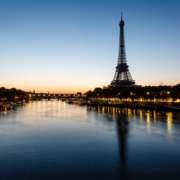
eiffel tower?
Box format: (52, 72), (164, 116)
(111, 16), (135, 87)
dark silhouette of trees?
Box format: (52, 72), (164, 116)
(85, 84), (180, 100)
(0, 87), (27, 102)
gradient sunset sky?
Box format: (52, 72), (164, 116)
(0, 0), (180, 93)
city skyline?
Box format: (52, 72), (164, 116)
(0, 0), (180, 93)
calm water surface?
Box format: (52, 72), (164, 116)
(0, 101), (180, 180)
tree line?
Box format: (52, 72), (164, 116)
(85, 84), (180, 99)
(0, 87), (27, 101)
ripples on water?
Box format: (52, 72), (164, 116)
(0, 101), (180, 180)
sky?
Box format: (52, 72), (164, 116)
(0, 0), (180, 93)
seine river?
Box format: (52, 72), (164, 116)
(0, 100), (180, 180)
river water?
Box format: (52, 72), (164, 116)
(0, 100), (180, 180)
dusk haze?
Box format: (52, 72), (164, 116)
(0, 0), (179, 93)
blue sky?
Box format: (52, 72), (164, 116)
(0, 0), (179, 93)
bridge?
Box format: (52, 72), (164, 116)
(28, 93), (82, 101)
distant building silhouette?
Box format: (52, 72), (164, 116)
(111, 16), (135, 87)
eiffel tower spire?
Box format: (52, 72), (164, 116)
(111, 16), (135, 87)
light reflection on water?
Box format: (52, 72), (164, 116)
(0, 101), (180, 180)
(90, 106), (179, 135)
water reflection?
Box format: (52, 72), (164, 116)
(88, 106), (180, 135)
(166, 112), (173, 133)
(87, 106), (180, 179)
(88, 106), (130, 179)
(0, 102), (180, 180)
(116, 112), (129, 180)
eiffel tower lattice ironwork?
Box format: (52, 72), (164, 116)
(111, 16), (135, 87)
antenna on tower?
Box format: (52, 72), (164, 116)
(121, 12), (123, 20)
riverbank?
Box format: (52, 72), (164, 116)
(0, 101), (26, 112)
(63, 97), (180, 112)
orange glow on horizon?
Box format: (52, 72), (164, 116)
(0, 81), (102, 93)
(0, 80), (179, 93)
